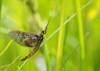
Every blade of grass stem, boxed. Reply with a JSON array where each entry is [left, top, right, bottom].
[[4, 53, 22, 71], [63, 17, 70, 50], [44, 39, 52, 71], [17, 59, 29, 71], [17, 66, 22, 71], [0, 64, 10, 69], [0, 40, 13, 57], [75, 0, 86, 71], [1, 49, 27, 70], [0, 0, 2, 23], [55, 0, 65, 71], [45, 0, 93, 43], [62, 32, 89, 70]]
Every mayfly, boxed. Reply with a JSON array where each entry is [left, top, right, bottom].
[[9, 17, 52, 61]]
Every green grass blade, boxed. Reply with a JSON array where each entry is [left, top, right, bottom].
[[75, 0, 86, 71], [55, 0, 65, 71], [3, 49, 28, 71], [45, 0, 93, 43], [17, 59, 29, 71], [62, 32, 89, 70], [44, 39, 52, 71], [0, 40, 13, 57], [0, 0, 1, 11]]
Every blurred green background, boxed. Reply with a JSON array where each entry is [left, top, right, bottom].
[[0, 0, 100, 71]]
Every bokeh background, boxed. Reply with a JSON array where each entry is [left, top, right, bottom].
[[0, 0, 100, 71]]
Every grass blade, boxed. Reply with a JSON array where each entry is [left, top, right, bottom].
[[62, 32, 89, 70], [55, 0, 65, 71], [75, 0, 86, 71], [0, 40, 13, 57]]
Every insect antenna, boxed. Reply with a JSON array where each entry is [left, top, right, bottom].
[[41, 15, 54, 35]]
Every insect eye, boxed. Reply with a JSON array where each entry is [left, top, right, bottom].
[[42, 30, 46, 34]]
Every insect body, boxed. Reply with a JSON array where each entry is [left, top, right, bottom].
[[8, 15, 53, 61], [9, 31, 43, 47], [9, 26, 47, 61]]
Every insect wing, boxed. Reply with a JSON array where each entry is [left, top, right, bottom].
[[9, 30, 38, 47]]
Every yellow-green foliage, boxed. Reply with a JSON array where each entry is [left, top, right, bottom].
[[0, 0, 100, 71]]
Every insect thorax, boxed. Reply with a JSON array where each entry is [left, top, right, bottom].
[[37, 34, 43, 44]]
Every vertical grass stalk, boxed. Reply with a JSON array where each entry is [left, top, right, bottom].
[[44, 39, 52, 71], [0, 0, 2, 23], [55, 0, 65, 71], [75, 0, 85, 71]]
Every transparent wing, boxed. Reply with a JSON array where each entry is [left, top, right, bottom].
[[9, 30, 38, 47]]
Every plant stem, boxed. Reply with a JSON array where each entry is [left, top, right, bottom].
[[75, 0, 85, 71], [55, 0, 65, 71], [44, 40, 52, 71], [0, 40, 13, 56], [0, 0, 2, 23]]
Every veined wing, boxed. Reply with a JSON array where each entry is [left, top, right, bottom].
[[9, 30, 38, 47]]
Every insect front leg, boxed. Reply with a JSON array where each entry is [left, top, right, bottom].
[[21, 43, 40, 61]]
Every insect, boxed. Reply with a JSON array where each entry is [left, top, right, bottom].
[[9, 17, 52, 61]]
